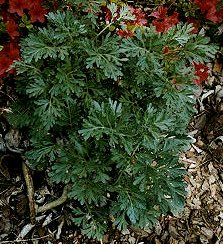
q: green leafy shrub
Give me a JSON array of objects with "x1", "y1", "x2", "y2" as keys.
[{"x1": 8, "y1": 2, "x2": 217, "y2": 240}]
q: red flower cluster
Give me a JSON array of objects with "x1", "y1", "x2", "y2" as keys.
[
  {"x1": 8, "y1": 0, "x2": 47, "y2": 23},
  {"x1": 118, "y1": 6, "x2": 147, "y2": 38},
  {"x1": 150, "y1": 6, "x2": 179, "y2": 33},
  {"x1": 4, "y1": 14, "x2": 19, "y2": 39},
  {"x1": 193, "y1": 0, "x2": 223, "y2": 22},
  {"x1": 0, "y1": 42, "x2": 20, "y2": 76},
  {"x1": 128, "y1": 6, "x2": 148, "y2": 26},
  {"x1": 0, "y1": 0, "x2": 48, "y2": 77},
  {"x1": 103, "y1": 5, "x2": 147, "y2": 38},
  {"x1": 116, "y1": 29, "x2": 134, "y2": 38},
  {"x1": 0, "y1": 10, "x2": 20, "y2": 76},
  {"x1": 193, "y1": 62, "x2": 209, "y2": 85}
]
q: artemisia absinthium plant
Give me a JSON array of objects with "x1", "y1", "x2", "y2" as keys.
[{"x1": 8, "y1": 0, "x2": 218, "y2": 240}]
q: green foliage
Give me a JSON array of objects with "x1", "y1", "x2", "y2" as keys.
[
  {"x1": 8, "y1": 6, "x2": 218, "y2": 241},
  {"x1": 84, "y1": 34, "x2": 125, "y2": 80}
]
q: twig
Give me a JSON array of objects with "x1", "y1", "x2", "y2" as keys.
[
  {"x1": 0, "y1": 91, "x2": 15, "y2": 102},
  {"x1": 22, "y1": 161, "x2": 36, "y2": 224},
  {"x1": 56, "y1": 217, "x2": 65, "y2": 240},
  {"x1": 5, "y1": 143, "x2": 23, "y2": 153},
  {"x1": 0, "y1": 234, "x2": 52, "y2": 243},
  {"x1": 37, "y1": 184, "x2": 71, "y2": 213}
]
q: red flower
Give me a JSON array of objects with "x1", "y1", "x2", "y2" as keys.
[
  {"x1": 0, "y1": 41, "x2": 20, "y2": 75},
  {"x1": 165, "y1": 11, "x2": 179, "y2": 27},
  {"x1": 193, "y1": 62, "x2": 209, "y2": 85},
  {"x1": 129, "y1": 6, "x2": 147, "y2": 26},
  {"x1": 6, "y1": 18, "x2": 19, "y2": 39},
  {"x1": 102, "y1": 4, "x2": 147, "y2": 28},
  {"x1": 0, "y1": 56, "x2": 13, "y2": 75},
  {"x1": 8, "y1": 0, "x2": 33, "y2": 16},
  {"x1": 193, "y1": 0, "x2": 223, "y2": 22},
  {"x1": 116, "y1": 29, "x2": 134, "y2": 38},
  {"x1": 205, "y1": 6, "x2": 219, "y2": 22},
  {"x1": 29, "y1": 2, "x2": 48, "y2": 23},
  {"x1": 151, "y1": 6, "x2": 179, "y2": 32},
  {"x1": 1, "y1": 43, "x2": 20, "y2": 60},
  {"x1": 152, "y1": 19, "x2": 165, "y2": 32},
  {"x1": 8, "y1": 0, "x2": 47, "y2": 22},
  {"x1": 150, "y1": 6, "x2": 168, "y2": 19},
  {"x1": 216, "y1": 8, "x2": 223, "y2": 22},
  {"x1": 0, "y1": 0, "x2": 5, "y2": 4},
  {"x1": 8, "y1": 42, "x2": 20, "y2": 60},
  {"x1": 194, "y1": 0, "x2": 218, "y2": 13},
  {"x1": 102, "y1": 5, "x2": 146, "y2": 38}
]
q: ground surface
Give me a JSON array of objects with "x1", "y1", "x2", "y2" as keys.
[{"x1": 0, "y1": 59, "x2": 222, "y2": 244}]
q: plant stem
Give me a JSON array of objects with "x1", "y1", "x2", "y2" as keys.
[{"x1": 97, "y1": 22, "x2": 114, "y2": 37}]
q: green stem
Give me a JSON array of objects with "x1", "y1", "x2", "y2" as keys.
[{"x1": 97, "y1": 22, "x2": 114, "y2": 37}]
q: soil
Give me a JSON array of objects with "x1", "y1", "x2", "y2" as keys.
[{"x1": 0, "y1": 33, "x2": 223, "y2": 244}]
